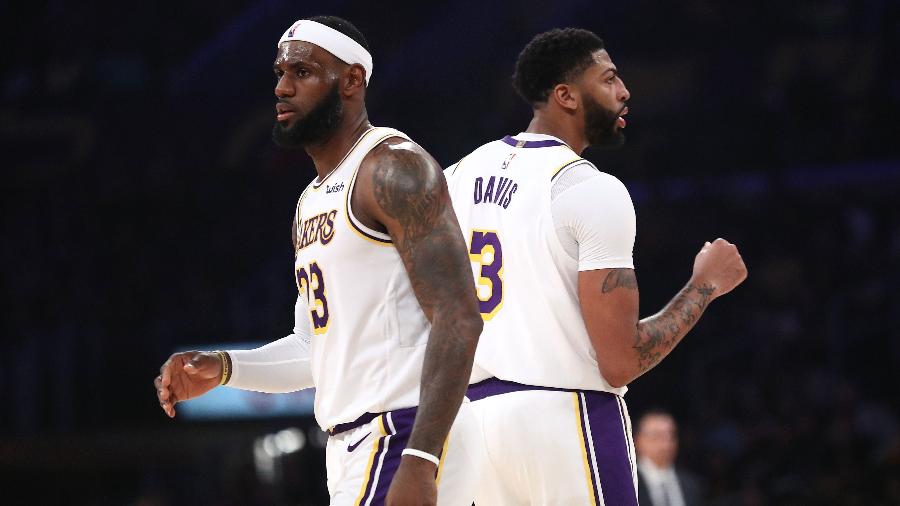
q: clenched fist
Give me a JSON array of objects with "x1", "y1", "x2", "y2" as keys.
[
  {"x1": 154, "y1": 351, "x2": 224, "y2": 418},
  {"x1": 691, "y1": 238, "x2": 748, "y2": 298}
]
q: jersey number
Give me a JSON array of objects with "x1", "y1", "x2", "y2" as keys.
[
  {"x1": 469, "y1": 230, "x2": 503, "y2": 320},
  {"x1": 296, "y1": 261, "x2": 329, "y2": 334}
]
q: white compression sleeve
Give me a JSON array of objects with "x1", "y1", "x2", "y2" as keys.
[{"x1": 226, "y1": 296, "x2": 313, "y2": 393}]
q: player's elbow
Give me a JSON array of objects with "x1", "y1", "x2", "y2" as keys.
[
  {"x1": 598, "y1": 364, "x2": 634, "y2": 389},
  {"x1": 458, "y1": 311, "x2": 484, "y2": 348}
]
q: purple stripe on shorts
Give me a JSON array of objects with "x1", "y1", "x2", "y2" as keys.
[
  {"x1": 366, "y1": 406, "x2": 445, "y2": 505},
  {"x1": 501, "y1": 135, "x2": 565, "y2": 148},
  {"x1": 360, "y1": 419, "x2": 388, "y2": 506},
  {"x1": 583, "y1": 391, "x2": 639, "y2": 506}
]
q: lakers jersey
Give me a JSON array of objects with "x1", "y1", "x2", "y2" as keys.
[
  {"x1": 294, "y1": 126, "x2": 431, "y2": 430},
  {"x1": 445, "y1": 133, "x2": 635, "y2": 396}
]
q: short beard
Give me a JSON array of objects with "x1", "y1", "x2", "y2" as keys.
[
  {"x1": 584, "y1": 95, "x2": 625, "y2": 148},
  {"x1": 272, "y1": 83, "x2": 343, "y2": 148}
]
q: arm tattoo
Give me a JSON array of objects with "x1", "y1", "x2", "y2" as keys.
[
  {"x1": 602, "y1": 269, "x2": 638, "y2": 293},
  {"x1": 633, "y1": 283, "x2": 715, "y2": 373},
  {"x1": 370, "y1": 143, "x2": 481, "y2": 456}
]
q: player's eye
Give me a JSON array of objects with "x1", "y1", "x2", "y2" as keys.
[{"x1": 296, "y1": 68, "x2": 310, "y2": 78}]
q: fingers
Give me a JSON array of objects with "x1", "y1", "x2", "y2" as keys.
[
  {"x1": 160, "y1": 357, "x2": 173, "y2": 388},
  {"x1": 155, "y1": 374, "x2": 177, "y2": 418}
]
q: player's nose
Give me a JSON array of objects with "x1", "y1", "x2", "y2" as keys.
[
  {"x1": 274, "y1": 75, "x2": 293, "y2": 98},
  {"x1": 619, "y1": 81, "x2": 630, "y2": 102}
]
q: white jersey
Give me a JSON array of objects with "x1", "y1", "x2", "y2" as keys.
[
  {"x1": 294, "y1": 126, "x2": 431, "y2": 430},
  {"x1": 445, "y1": 132, "x2": 636, "y2": 395}
]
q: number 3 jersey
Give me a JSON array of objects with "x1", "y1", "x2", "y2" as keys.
[
  {"x1": 444, "y1": 133, "x2": 636, "y2": 396},
  {"x1": 293, "y1": 126, "x2": 431, "y2": 430}
]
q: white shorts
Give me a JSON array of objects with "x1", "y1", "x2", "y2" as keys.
[
  {"x1": 325, "y1": 401, "x2": 483, "y2": 506},
  {"x1": 469, "y1": 378, "x2": 638, "y2": 506}
]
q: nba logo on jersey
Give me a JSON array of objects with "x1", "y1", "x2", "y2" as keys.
[{"x1": 501, "y1": 153, "x2": 516, "y2": 170}]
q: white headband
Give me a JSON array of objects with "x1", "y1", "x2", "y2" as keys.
[{"x1": 278, "y1": 20, "x2": 373, "y2": 85}]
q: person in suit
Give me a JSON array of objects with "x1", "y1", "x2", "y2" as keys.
[{"x1": 636, "y1": 410, "x2": 706, "y2": 506}]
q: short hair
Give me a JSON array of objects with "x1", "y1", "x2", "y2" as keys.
[
  {"x1": 513, "y1": 28, "x2": 605, "y2": 105},
  {"x1": 305, "y1": 15, "x2": 370, "y2": 53}
]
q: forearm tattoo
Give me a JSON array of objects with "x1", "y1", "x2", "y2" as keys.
[
  {"x1": 371, "y1": 144, "x2": 479, "y2": 456},
  {"x1": 633, "y1": 283, "x2": 715, "y2": 372}
]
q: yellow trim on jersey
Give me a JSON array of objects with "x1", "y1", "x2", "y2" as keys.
[
  {"x1": 434, "y1": 435, "x2": 451, "y2": 486},
  {"x1": 550, "y1": 158, "x2": 585, "y2": 181},
  {"x1": 312, "y1": 127, "x2": 380, "y2": 190},
  {"x1": 574, "y1": 393, "x2": 598, "y2": 506},
  {"x1": 342, "y1": 132, "x2": 401, "y2": 247},
  {"x1": 354, "y1": 415, "x2": 387, "y2": 506}
]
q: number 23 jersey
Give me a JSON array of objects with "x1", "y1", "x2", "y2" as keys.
[
  {"x1": 294, "y1": 127, "x2": 430, "y2": 430},
  {"x1": 445, "y1": 133, "x2": 636, "y2": 395}
]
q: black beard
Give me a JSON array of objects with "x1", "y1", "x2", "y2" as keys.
[
  {"x1": 272, "y1": 83, "x2": 343, "y2": 148},
  {"x1": 584, "y1": 95, "x2": 625, "y2": 148}
]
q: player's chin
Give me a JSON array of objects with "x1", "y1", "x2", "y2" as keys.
[{"x1": 590, "y1": 132, "x2": 626, "y2": 149}]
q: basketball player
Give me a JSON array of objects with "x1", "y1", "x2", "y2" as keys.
[
  {"x1": 153, "y1": 16, "x2": 483, "y2": 506},
  {"x1": 444, "y1": 28, "x2": 747, "y2": 505}
]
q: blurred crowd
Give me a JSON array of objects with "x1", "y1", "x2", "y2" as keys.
[{"x1": 2, "y1": 0, "x2": 899, "y2": 504}]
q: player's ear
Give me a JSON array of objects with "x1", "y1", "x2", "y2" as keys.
[
  {"x1": 343, "y1": 64, "x2": 366, "y2": 95},
  {"x1": 551, "y1": 83, "x2": 578, "y2": 112}
]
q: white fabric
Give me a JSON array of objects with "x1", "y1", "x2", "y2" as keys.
[
  {"x1": 325, "y1": 403, "x2": 483, "y2": 505},
  {"x1": 638, "y1": 458, "x2": 686, "y2": 506},
  {"x1": 552, "y1": 165, "x2": 636, "y2": 270},
  {"x1": 226, "y1": 296, "x2": 314, "y2": 393},
  {"x1": 470, "y1": 390, "x2": 637, "y2": 505},
  {"x1": 444, "y1": 132, "x2": 634, "y2": 394},
  {"x1": 293, "y1": 126, "x2": 433, "y2": 431},
  {"x1": 278, "y1": 20, "x2": 373, "y2": 84}
]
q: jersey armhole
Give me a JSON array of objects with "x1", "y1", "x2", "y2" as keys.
[{"x1": 343, "y1": 133, "x2": 408, "y2": 245}]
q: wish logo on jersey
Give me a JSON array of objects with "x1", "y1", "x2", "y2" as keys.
[
  {"x1": 297, "y1": 209, "x2": 338, "y2": 251},
  {"x1": 474, "y1": 176, "x2": 518, "y2": 209}
]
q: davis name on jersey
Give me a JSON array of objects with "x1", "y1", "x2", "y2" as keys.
[{"x1": 445, "y1": 133, "x2": 635, "y2": 396}]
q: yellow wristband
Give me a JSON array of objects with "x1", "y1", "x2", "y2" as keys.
[{"x1": 215, "y1": 351, "x2": 230, "y2": 385}]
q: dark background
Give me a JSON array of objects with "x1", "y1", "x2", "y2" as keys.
[{"x1": 2, "y1": 0, "x2": 899, "y2": 504}]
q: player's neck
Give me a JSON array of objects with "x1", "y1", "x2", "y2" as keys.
[
  {"x1": 524, "y1": 113, "x2": 587, "y2": 155},
  {"x1": 305, "y1": 112, "x2": 372, "y2": 180}
]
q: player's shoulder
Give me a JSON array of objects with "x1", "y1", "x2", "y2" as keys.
[
  {"x1": 361, "y1": 131, "x2": 441, "y2": 176},
  {"x1": 556, "y1": 160, "x2": 630, "y2": 195},
  {"x1": 357, "y1": 132, "x2": 444, "y2": 201}
]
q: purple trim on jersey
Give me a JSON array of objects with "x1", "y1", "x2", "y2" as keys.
[
  {"x1": 501, "y1": 135, "x2": 565, "y2": 148},
  {"x1": 583, "y1": 391, "x2": 639, "y2": 506},
  {"x1": 467, "y1": 377, "x2": 571, "y2": 401}
]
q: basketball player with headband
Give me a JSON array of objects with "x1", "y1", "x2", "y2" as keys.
[{"x1": 154, "y1": 16, "x2": 484, "y2": 506}]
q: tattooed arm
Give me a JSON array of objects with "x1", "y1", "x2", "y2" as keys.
[
  {"x1": 354, "y1": 138, "x2": 482, "y2": 504},
  {"x1": 578, "y1": 239, "x2": 747, "y2": 387}
]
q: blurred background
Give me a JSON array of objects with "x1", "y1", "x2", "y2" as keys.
[{"x1": 2, "y1": 0, "x2": 899, "y2": 504}]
